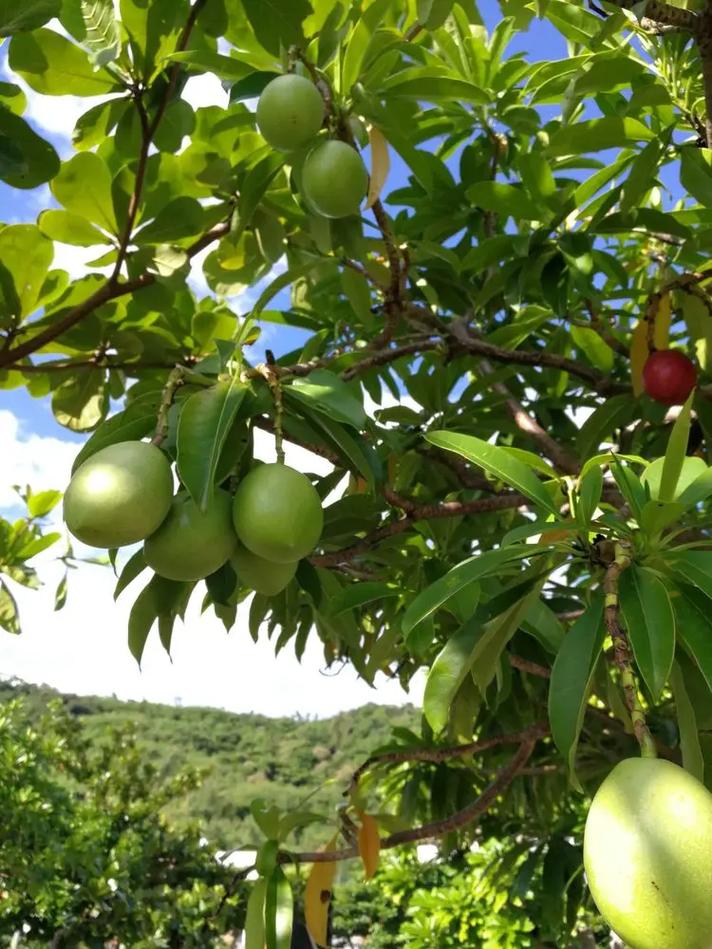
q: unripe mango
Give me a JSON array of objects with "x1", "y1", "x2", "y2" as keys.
[
  {"x1": 232, "y1": 545, "x2": 297, "y2": 596},
  {"x1": 64, "y1": 441, "x2": 173, "y2": 548},
  {"x1": 584, "y1": 757, "x2": 712, "y2": 949},
  {"x1": 232, "y1": 463, "x2": 323, "y2": 564},
  {"x1": 144, "y1": 490, "x2": 237, "y2": 581}
]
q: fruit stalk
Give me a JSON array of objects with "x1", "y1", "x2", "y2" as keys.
[
  {"x1": 603, "y1": 543, "x2": 657, "y2": 759},
  {"x1": 260, "y1": 364, "x2": 285, "y2": 464},
  {"x1": 153, "y1": 367, "x2": 185, "y2": 446}
]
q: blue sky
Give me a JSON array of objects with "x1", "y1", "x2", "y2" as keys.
[{"x1": 0, "y1": 11, "x2": 573, "y2": 714}]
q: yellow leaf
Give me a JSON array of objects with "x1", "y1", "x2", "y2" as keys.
[
  {"x1": 304, "y1": 835, "x2": 338, "y2": 948},
  {"x1": 653, "y1": 290, "x2": 672, "y2": 350},
  {"x1": 630, "y1": 318, "x2": 648, "y2": 397},
  {"x1": 357, "y1": 812, "x2": 381, "y2": 880},
  {"x1": 366, "y1": 125, "x2": 390, "y2": 210}
]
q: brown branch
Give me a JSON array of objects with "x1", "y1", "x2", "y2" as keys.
[
  {"x1": 281, "y1": 733, "x2": 541, "y2": 865},
  {"x1": 310, "y1": 493, "x2": 526, "y2": 566},
  {"x1": 508, "y1": 654, "x2": 551, "y2": 678},
  {"x1": 477, "y1": 357, "x2": 579, "y2": 474},
  {"x1": 0, "y1": 223, "x2": 229, "y2": 370},
  {"x1": 699, "y1": 7, "x2": 712, "y2": 146},
  {"x1": 346, "y1": 722, "x2": 549, "y2": 797},
  {"x1": 341, "y1": 338, "x2": 440, "y2": 380},
  {"x1": 448, "y1": 317, "x2": 623, "y2": 393},
  {"x1": 605, "y1": 0, "x2": 699, "y2": 30}
]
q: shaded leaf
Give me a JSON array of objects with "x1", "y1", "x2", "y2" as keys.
[{"x1": 619, "y1": 565, "x2": 675, "y2": 699}]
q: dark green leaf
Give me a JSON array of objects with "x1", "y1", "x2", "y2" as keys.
[
  {"x1": 264, "y1": 867, "x2": 293, "y2": 949},
  {"x1": 287, "y1": 369, "x2": 366, "y2": 430},
  {"x1": 425, "y1": 431, "x2": 559, "y2": 514},
  {"x1": 0, "y1": 0, "x2": 60, "y2": 35},
  {"x1": 670, "y1": 659, "x2": 704, "y2": 782},
  {"x1": 241, "y1": 0, "x2": 310, "y2": 56},
  {"x1": 177, "y1": 378, "x2": 248, "y2": 511},
  {"x1": 619, "y1": 565, "x2": 675, "y2": 699},
  {"x1": 548, "y1": 597, "x2": 604, "y2": 787}
]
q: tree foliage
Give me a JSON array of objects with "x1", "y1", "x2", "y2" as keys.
[{"x1": 5, "y1": 0, "x2": 712, "y2": 944}]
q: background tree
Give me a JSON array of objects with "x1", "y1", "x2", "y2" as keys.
[{"x1": 5, "y1": 0, "x2": 712, "y2": 944}]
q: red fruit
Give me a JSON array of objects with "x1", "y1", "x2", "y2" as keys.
[{"x1": 642, "y1": 350, "x2": 697, "y2": 405}]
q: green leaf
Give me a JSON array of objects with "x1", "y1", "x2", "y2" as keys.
[
  {"x1": 548, "y1": 597, "x2": 604, "y2": 788},
  {"x1": 425, "y1": 431, "x2": 559, "y2": 514},
  {"x1": 264, "y1": 867, "x2": 293, "y2": 949},
  {"x1": 381, "y1": 68, "x2": 488, "y2": 104},
  {"x1": 0, "y1": 0, "x2": 60, "y2": 35},
  {"x1": 38, "y1": 209, "x2": 109, "y2": 247},
  {"x1": 576, "y1": 466, "x2": 603, "y2": 528},
  {"x1": 164, "y1": 49, "x2": 252, "y2": 80},
  {"x1": 235, "y1": 152, "x2": 286, "y2": 240},
  {"x1": 128, "y1": 575, "x2": 188, "y2": 666},
  {"x1": 668, "y1": 551, "x2": 712, "y2": 602},
  {"x1": 119, "y1": 0, "x2": 182, "y2": 82},
  {"x1": 417, "y1": 0, "x2": 454, "y2": 28},
  {"x1": 547, "y1": 117, "x2": 653, "y2": 157},
  {"x1": 676, "y1": 466, "x2": 712, "y2": 510},
  {"x1": 466, "y1": 182, "x2": 541, "y2": 221},
  {"x1": 619, "y1": 565, "x2": 675, "y2": 699},
  {"x1": 659, "y1": 391, "x2": 695, "y2": 502},
  {"x1": 51, "y1": 369, "x2": 108, "y2": 432},
  {"x1": 674, "y1": 584, "x2": 712, "y2": 695},
  {"x1": 135, "y1": 197, "x2": 205, "y2": 245},
  {"x1": 51, "y1": 151, "x2": 118, "y2": 234},
  {"x1": 641, "y1": 455, "x2": 706, "y2": 503},
  {"x1": 0, "y1": 581, "x2": 20, "y2": 635},
  {"x1": 471, "y1": 593, "x2": 538, "y2": 692},
  {"x1": 27, "y1": 489, "x2": 62, "y2": 518},
  {"x1": 423, "y1": 616, "x2": 482, "y2": 733},
  {"x1": 0, "y1": 225, "x2": 54, "y2": 326},
  {"x1": 287, "y1": 370, "x2": 366, "y2": 430},
  {"x1": 9, "y1": 27, "x2": 119, "y2": 95},
  {"x1": 78, "y1": 0, "x2": 120, "y2": 66},
  {"x1": 403, "y1": 546, "x2": 545, "y2": 638},
  {"x1": 670, "y1": 659, "x2": 704, "y2": 782},
  {"x1": 294, "y1": 410, "x2": 380, "y2": 489},
  {"x1": 114, "y1": 550, "x2": 147, "y2": 600},
  {"x1": 329, "y1": 582, "x2": 399, "y2": 615},
  {"x1": 576, "y1": 395, "x2": 637, "y2": 459},
  {"x1": 71, "y1": 396, "x2": 159, "y2": 472},
  {"x1": 680, "y1": 147, "x2": 712, "y2": 208},
  {"x1": 245, "y1": 878, "x2": 267, "y2": 949},
  {"x1": 241, "y1": 0, "x2": 310, "y2": 56},
  {"x1": 341, "y1": 267, "x2": 373, "y2": 325},
  {"x1": 570, "y1": 325, "x2": 614, "y2": 372},
  {"x1": 177, "y1": 378, "x2": 248, "y2": 511},
  {"x1": 0, "y1": 109, "x2": 59, "y2": 189}
]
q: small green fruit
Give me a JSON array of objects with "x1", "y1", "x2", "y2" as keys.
[
  {"x1": 256, "y1": 74, "x2": 324, "y2": 152},
  {"x1": 301, "y1": 140, "x2": 368, "y2": 219},
  {"x1": 232, "y1": 463, "x2": 323, "y2": 564},
  {"x1": 584, "y1": 757, "x2": 712, "y2": 949},
  {"x1": 144, "y1": 490, "x2": 237, "y2": 581},
  {"x1": 232, "y1": 545, "x2": 297, "y2": 596},
  {"x1": 64, "y1": 441, "x2": 173, "y2": 548}
]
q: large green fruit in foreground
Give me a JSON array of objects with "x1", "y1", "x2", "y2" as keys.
[
  {"x1": 232, "y1": 463, "x2": 323, "y2": 564},
  {"x1": 301, "y1": 140, "x2": 368, "y2": 218},
  {"x1": 256, "y1": 74, "x2": 324, "y2": 151},
  {"x1": 583, "y1": 757, "x2": 712, "y2": 949},
  {"x1": 232, "y1": 545, "x2": 297, "y2": 596},
  {"x1": 64, "y1": 441, "x2": 173, "y2": 548},
  {"x1": 144, "y1": 490, "x2": 237, "y2": 581}
]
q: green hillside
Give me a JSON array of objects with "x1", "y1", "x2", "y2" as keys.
[{"x1": 0, "y1": 678, "x2": 418, "y2": 848}]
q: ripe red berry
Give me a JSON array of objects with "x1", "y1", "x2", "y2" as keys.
[{"x1": 642, "y1": 350, "x2": 697, "y2": 405}]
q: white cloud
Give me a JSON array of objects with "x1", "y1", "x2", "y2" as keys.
[
  {"x1": 1, "y1": 410, "x2": 424, "y2": 717},
  {"x1": 0, "y1": 410, "x2": 76, "y2": 508}
]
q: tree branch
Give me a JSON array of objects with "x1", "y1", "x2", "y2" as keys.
[
  {"x1": 477, "y1": 357, "x2": 579, "y2": 474},
  {"x1": 0, "y1": 223, "x2": 229, "y2": 370},
  {"x1": 310, "y1": 493, "x2": 526, "y2": 566},
  {"x1": 604, "y1": 0, "x2": 699, "y2": 31},
  {"x1": 281, "y1": 732, "x2": 542, "y2": 865},
  {"x1": 346, "y1": 722, "x2": 549, "y2": 797}
]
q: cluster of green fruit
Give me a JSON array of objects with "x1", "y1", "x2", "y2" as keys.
[
  {"x1": 256, "y1": 73, "x2": 368, "y2": 218},
  {"x1": 63, "y1": 441, "x2": 324, "y2": 596},
  {"x1": 584, "y1": 756, "x2": 712, "y2": 948}
]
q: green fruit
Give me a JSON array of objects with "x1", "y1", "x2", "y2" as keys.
[
  {"x1": 301, "y1": 140, "x2": 368, "y2": 219},
  {"x1": 232, "y1": 545, "x2": 297, "y2": 596},
  {"x1": 232, "y1": 463, "x2": 323, "y2": 564},
  {"x1": 144, "y1": 490, "x2": 237, "y2": 581},
  {"x1": 64, "y1": 441, "x2": 173, "y2": 548},
  {"x1": 584, "y1": 757, "x2": 712, "y2": 949},
  {"x1": 256, "y1": 74, "x2": 324, "y2": 152}
]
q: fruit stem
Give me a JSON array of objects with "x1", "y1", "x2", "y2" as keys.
[
  {"x1": 259, "y1": 364, "x2": 285, "y2": 464},
  {"x1": 152, "y1": 366, "x2": 185, "y2": 446},
  {"x1": 602, "y1": 543, "x2": 658, "y2": 760}
]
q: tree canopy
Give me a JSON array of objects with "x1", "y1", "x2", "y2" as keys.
[{"x1": 5, "y1": 0, "x2": 712, "y2": 944}]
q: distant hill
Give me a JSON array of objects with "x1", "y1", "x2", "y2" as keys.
[{"x1": 0, "y1": 677, "x2": 418, "y2": 849}]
